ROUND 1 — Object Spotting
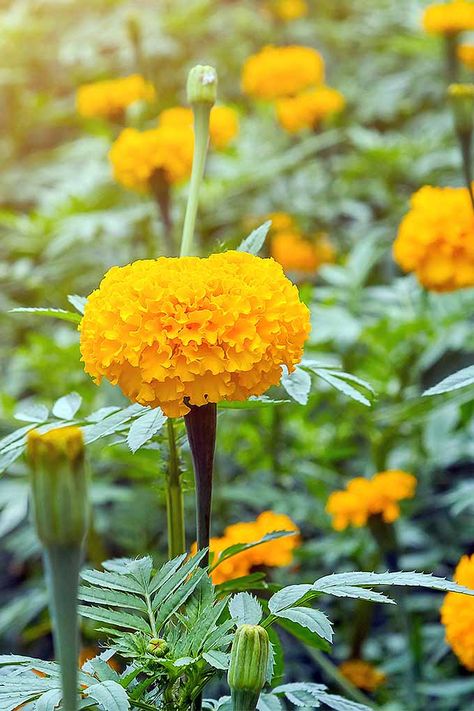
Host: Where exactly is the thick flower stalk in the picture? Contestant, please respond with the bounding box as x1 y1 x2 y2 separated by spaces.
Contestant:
228 624 270 710
27 426 89 711
276 86 345 133
326 470 416 531
79 252 310 417
393 184 474 291
76 74 155 119
441 553 474 669
241 45 324 100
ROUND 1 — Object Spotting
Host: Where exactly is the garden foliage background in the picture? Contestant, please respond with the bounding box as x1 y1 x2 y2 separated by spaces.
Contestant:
1 0 474 709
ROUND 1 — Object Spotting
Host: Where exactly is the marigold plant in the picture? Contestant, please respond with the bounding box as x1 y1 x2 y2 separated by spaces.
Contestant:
241 45 324 100
339 660 386 691
159 105 239 149
108 125 194 191
79 251 311 417
202 511 300 584
393 185 474 291
76 75 156 119
276 86 345 133
326 470 417 531
458 42 474 68
441 554 474 670
422 1 474 34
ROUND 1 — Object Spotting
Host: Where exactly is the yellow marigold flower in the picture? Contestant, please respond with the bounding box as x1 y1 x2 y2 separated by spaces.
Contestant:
199 511 300 584
393 185 474 292
458 43 474 68
159 105 239 149
441 554 474 670
276 86 345 133
76 75 156 119
79 252 310 417
326 470 417 531
271 231 335 274
109 125 194 191
267 0 308 21
339 660 386 692
422 1 474 34
241 45 324 100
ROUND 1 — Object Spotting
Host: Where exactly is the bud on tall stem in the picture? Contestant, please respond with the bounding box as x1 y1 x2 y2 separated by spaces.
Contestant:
28 426 89 711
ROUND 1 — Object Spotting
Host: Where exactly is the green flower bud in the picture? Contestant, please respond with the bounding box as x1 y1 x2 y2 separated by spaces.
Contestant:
228 624 270 711
448 83 474 134
187 65 217 106
147 637 168 655
27 426 89 547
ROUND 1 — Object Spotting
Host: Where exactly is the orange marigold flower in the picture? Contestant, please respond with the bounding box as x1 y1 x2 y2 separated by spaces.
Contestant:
79 252 310 417
422 1 474 34
276 86 345 133
267 0 308 21
200 511 300 584
339 660 386 691
159 105 239 149
268 211 297 232
326 470 417 531
271 231 335 274
241 45 324 100
441 554 474 670
109 125 194 190
458 43 474 68
76 75 156 119
393 185 474 291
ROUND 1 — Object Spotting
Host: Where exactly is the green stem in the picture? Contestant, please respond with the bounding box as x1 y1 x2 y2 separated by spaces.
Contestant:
456 129 474 212
166 419 186 557
445 34 459 84
44 545 82 711
179 103 211 257
308 648 375 708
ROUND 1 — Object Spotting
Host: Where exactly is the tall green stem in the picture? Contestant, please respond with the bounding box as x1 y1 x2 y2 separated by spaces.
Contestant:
445 34 459 85
166 419 186 557
180 104 211 257
44 545 82 711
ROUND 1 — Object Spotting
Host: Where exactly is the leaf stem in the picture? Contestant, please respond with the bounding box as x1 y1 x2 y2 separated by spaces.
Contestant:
179 103 211 257
166 418 186 558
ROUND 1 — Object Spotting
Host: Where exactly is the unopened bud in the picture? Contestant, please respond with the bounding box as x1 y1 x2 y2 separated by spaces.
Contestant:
147 637 168 655
187 65 217 106
228 624 269 710
27 426 88 547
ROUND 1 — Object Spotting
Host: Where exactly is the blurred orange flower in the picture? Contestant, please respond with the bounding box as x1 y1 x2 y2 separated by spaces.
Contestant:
339 660 386 691
276 86 345 133
241 45 324 100
441 554 474 670
458 42 474 68
76 75 155 119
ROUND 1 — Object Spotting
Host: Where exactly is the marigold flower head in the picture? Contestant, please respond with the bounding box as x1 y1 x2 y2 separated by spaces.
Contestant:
266 0 308 21
241 45 324 100
422 1 474 34
271 231 335 274
339 660 386 692
76 75 156 119
159 104 239 150
441 554 474 670
458 43 474 68
195 511 300 584
276 86 345 133
109 125 194 191
393 185 474 291
79 251 310 417
326 470 417 531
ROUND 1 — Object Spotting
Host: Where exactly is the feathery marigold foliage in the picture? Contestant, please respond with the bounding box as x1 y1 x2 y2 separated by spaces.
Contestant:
76 75 156 119
276 86 345 133
393 185 474 291
79 252 310 417
458 42 474 68
108 125 194 190
196 511 300 584
422 1 474 34
339 660 386 691
266 0 308 21
326 470 417 531
441 554 474 670
271 231 335 274
159 105 239 149
241 45 324 100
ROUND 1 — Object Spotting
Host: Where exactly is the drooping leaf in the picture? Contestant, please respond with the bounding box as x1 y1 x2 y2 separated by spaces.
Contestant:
275 607 333 642
280 367 312 405
126 408 167 453
423 365 474 396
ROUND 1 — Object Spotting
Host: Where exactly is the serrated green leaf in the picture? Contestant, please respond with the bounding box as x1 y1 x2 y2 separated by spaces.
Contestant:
14 404 49 423
154 569 207 630
268 585 313 614
237 221 271 254
318 692 371 710
313 571 474 596
311 584 395 605
78 605 150 633
9 307 81 324
33 689 62 710
78 586 148 612
126 408 166 453
52 392 82 420
211 531 295 571
423 365 474 396
281 367 312 405
229 592 263 625
67 294 87 315
313 370 371 407
84 681 130 711
80 569 144 595
202 650 229 670
257 694 283 711
276 607 333 643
